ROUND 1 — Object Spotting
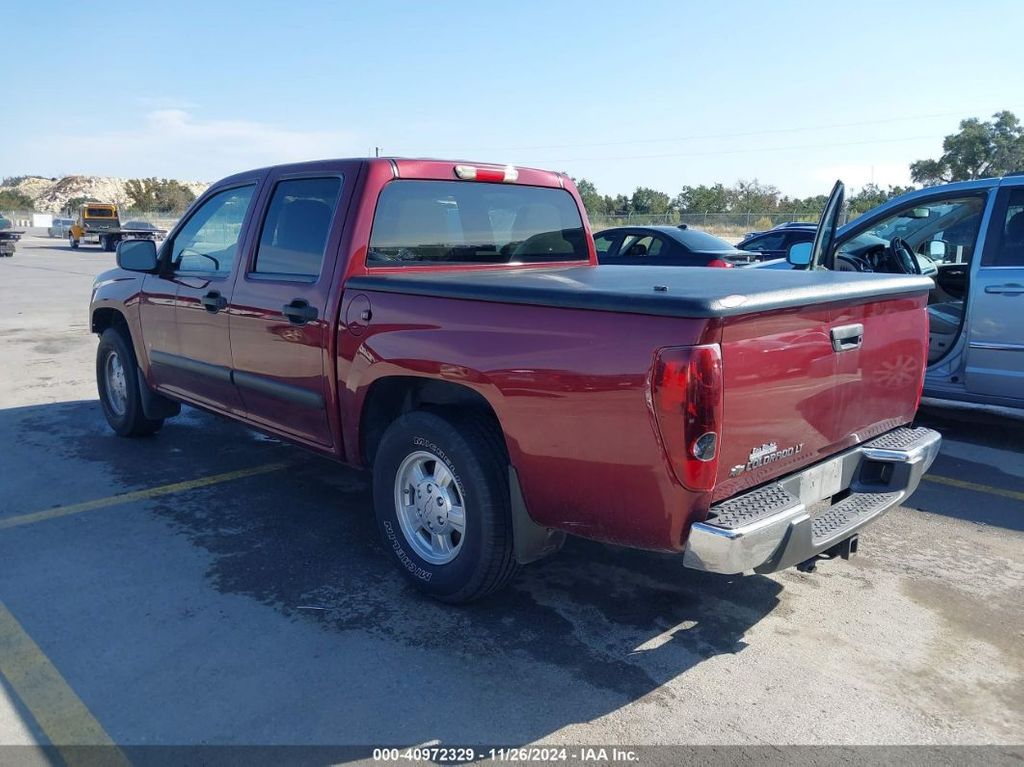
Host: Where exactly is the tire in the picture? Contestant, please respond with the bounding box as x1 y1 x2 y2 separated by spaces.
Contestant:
96 328 164 437
69 236 79 250
372 410 519 603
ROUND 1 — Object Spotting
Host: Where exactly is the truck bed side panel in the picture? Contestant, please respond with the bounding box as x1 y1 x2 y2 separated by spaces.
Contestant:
338 291 718 551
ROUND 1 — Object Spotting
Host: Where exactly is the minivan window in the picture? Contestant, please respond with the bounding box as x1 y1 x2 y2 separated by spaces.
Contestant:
253 177 341 277
368 180 588 266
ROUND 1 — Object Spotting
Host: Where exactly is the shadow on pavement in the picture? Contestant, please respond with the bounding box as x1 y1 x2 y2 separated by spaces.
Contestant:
1 400 781 748
910 406 1024 532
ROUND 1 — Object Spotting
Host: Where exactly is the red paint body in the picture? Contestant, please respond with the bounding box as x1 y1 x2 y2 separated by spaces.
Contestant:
91 158 929 553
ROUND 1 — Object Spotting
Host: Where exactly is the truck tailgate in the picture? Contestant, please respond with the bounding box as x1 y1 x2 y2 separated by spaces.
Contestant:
712 292 929 502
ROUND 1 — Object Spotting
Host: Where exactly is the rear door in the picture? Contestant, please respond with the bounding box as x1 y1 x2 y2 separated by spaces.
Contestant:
228 168 353 446
965 183 1024 402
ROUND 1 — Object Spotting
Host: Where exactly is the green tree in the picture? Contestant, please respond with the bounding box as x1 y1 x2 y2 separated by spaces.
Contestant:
910 111 1024 185
728 179 781 213
846 183 916 217
572 177 606 215
0 189 33 209
673 183 729 213
125 178 196 213
65 196 101 214
630 186 671 215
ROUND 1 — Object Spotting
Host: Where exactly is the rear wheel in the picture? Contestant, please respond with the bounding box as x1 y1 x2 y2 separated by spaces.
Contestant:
372 410 518 603
96 328 164 437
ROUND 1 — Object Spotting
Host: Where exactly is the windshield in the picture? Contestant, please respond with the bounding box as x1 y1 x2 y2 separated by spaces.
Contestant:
840 197 985 258
673 228 735 252
368 181 588 266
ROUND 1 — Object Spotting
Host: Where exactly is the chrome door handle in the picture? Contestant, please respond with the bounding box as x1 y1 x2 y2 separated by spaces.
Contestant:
984 283 1024 295
830 323 863 352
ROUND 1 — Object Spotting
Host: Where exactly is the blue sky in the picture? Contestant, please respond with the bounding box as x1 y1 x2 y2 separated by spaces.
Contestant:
4 0 1023 197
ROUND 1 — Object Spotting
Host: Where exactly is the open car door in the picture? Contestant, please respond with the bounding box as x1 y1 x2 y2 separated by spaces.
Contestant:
806 180 845 270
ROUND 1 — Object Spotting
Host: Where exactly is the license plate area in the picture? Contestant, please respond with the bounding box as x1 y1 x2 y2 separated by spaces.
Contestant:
790 457 845 507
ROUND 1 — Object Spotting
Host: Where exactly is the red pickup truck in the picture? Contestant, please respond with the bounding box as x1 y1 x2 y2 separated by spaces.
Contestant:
90 158 941 602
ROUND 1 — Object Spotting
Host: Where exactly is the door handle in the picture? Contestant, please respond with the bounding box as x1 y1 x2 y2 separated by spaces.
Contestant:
984 283 1024 295
201 291 228 313
830 323 864 352
281 299 318 325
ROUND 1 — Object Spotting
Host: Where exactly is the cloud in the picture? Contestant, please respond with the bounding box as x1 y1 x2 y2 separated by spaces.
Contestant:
25 109 362 180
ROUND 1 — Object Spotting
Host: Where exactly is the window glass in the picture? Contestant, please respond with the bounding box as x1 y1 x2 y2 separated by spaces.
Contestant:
85 207 115 218
368 180 587 266
171 185 255 273
840 196 985 264
623 235 654 257
983 188 1024 267
253 177 341 277
744 232 786 251
594 234 616 255
674 228 735 252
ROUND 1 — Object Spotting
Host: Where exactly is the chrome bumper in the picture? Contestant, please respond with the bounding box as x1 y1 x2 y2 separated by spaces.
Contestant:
683 426 941 574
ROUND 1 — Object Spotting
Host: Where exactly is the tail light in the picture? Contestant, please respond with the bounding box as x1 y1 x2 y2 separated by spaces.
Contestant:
650 344 724 491
706 259 734 268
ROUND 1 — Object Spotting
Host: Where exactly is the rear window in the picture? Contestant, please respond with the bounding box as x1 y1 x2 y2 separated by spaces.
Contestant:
368 180 588 266
85 207 115 218
674 228 735 252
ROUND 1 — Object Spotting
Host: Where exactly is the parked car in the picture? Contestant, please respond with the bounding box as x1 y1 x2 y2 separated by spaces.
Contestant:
121 219 168 241
780 177 1024 412
737 223 816 262
593 225 755 267
90 158 939 603
0 212 22 257
48 217 75 238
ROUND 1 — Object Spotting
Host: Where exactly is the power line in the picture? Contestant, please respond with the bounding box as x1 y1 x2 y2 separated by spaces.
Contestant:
420 105 1021 154
523 133 944 165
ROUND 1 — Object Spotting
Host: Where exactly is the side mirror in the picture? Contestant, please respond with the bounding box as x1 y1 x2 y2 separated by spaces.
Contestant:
927 240 947 259
116 239 159 272
787 241 812 266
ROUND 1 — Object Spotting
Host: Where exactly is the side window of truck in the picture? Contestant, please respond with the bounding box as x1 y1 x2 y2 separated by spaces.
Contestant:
170 185 256 273
252 177 342 278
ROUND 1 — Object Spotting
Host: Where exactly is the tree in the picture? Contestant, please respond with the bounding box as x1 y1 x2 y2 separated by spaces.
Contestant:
572 177 606 215
0 189 33 210
910 110 1024 185
728 179 781 213
673 183 729 213
630 186 671 215
125 178 196 213
846 183 916 217
65 196 101 214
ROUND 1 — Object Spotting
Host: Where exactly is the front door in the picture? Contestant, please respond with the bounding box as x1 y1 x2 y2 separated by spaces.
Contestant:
228 170 350 446
152 183 259 415
966 184 1024 403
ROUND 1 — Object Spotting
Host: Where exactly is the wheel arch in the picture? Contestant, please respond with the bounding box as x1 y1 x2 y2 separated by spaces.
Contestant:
358 375 504 468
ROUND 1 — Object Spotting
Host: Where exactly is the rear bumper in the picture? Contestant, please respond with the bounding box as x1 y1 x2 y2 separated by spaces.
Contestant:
683 426 941 574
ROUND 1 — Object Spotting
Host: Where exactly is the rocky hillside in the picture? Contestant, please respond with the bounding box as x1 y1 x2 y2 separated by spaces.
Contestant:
1 175 209 212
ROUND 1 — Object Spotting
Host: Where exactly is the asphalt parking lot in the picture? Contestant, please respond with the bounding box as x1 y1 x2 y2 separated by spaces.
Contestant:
1 234 1022 757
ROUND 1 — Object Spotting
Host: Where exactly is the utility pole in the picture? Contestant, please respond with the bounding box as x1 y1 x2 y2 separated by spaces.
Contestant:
375 146 381 158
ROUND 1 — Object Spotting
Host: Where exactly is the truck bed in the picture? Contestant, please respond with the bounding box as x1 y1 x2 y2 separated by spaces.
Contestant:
348 265 933 319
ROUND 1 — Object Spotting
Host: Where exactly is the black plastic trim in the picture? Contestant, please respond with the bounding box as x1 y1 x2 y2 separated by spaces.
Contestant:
149 350 231 383
347 265 933 319
233 371 324 409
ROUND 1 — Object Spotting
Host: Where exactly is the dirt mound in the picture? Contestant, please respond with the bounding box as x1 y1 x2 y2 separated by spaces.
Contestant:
1 175 209 213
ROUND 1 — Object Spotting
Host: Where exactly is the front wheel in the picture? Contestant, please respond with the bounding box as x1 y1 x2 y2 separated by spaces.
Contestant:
96 328 164 437
372 410 518 603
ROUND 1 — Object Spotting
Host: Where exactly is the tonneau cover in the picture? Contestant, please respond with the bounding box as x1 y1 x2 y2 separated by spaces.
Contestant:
347 265 933 319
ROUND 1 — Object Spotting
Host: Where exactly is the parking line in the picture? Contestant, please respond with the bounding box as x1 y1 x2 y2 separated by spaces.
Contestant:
924 474 1024 503
0 462 289 531
0 601 128 766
